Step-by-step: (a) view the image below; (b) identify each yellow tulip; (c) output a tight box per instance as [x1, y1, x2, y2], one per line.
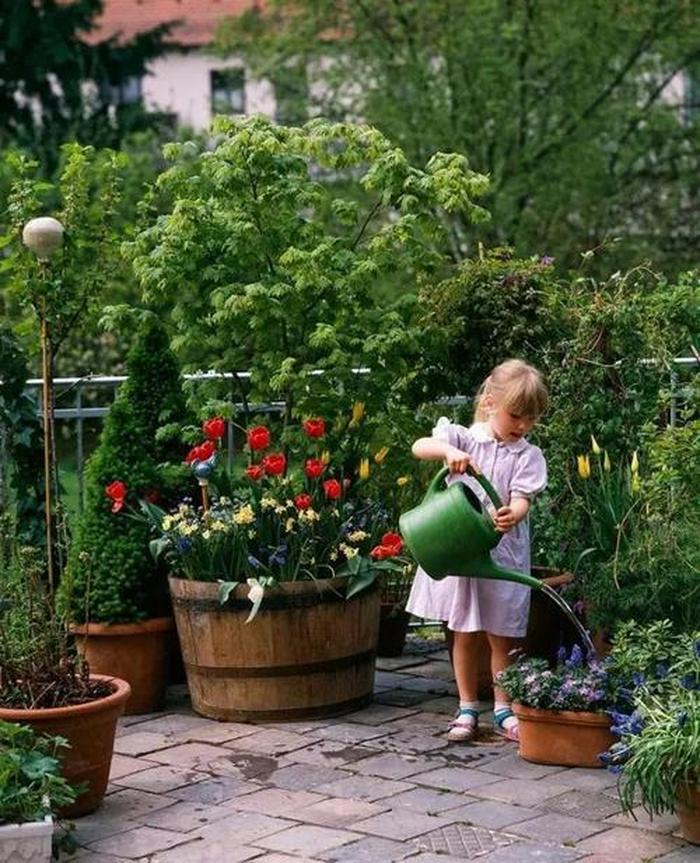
[577, 454, 591, 479]
[358, 458, 370, 480]
[321, 450, 331, 464]
[603, 451, 611, 472]
[591, 434, 601, 455]
[397, 476, 409, 486]
[349, 401, 365, 427]
[631, 450, 639, 475]
[374, 446, 389, 464]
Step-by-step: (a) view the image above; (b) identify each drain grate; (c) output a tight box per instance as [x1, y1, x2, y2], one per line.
[414, 823, 518, 858]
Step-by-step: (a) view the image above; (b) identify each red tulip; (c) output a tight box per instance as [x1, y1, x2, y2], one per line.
[203, 417, 225, 440]
[381, 532, 403, 554]
[185, 440, 217, 464]
[145, 488, 160, 504]
[323, 478, 342, 500]
[105, 480, 127, 513]
[246, 464, 264, 481]
[303, 417, 326, 439]
[247, 426, 271, 451]
[294, 493, 313, 510]
[262, 452, 286, 476]
[304, 458, 325, 479]
[370, 544, 392, 560]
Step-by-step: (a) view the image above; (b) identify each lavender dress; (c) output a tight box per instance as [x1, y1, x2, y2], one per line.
[405, 419, 547, 637]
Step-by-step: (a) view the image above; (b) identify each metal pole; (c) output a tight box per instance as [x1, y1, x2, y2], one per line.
[76, 383, 84, 512]
[40, 296, 55, 593]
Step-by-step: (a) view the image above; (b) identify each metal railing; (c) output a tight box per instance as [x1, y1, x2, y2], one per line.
[14, 356, 699, 511]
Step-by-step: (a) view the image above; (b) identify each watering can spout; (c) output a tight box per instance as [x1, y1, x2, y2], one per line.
[399, 467, 543, 590]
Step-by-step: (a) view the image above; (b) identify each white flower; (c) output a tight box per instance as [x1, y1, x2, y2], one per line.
[162, 515, 174, 531]
[347, 530, 368, 543]
[261, 496, 277, 510]
[340, 543, 359, 559]
[234, 505, 255, 525]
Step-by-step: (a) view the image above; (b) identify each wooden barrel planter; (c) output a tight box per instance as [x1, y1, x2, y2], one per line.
[169, 576, 380, 722]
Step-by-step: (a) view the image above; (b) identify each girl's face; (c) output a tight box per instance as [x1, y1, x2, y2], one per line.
[485, 397, 537, 442]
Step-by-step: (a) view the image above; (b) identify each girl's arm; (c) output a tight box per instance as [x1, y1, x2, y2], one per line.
[494, 497, 530, 533]
[412, 437, 479, 474]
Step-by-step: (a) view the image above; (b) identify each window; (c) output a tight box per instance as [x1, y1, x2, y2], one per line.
[101, 76, 142, 106]
[211, 69, 245, 115]
[273, 61, 308, 126]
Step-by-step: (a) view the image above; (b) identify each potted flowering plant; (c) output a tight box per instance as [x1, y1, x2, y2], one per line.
[145, 417, 407, 721]
[601, 623, 700, 844]
[496, 645, 621, 767]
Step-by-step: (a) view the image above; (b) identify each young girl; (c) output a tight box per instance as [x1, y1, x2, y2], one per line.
[406, 359, 548, 743]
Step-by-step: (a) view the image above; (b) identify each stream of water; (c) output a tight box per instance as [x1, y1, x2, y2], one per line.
[539, 583, 596, 656]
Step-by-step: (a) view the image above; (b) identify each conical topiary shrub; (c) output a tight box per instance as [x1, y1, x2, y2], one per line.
[63, 319, 191, 624]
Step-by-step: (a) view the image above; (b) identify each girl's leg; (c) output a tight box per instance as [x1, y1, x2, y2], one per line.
[486, 632, 521, 740]
[447, 630, 482, 742]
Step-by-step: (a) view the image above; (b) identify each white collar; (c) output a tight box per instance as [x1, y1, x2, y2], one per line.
[470, 422, 528, 453]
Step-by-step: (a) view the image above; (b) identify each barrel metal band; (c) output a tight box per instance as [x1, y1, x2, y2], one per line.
[184, 648, 376, 678]
[172, 580, 378, 613]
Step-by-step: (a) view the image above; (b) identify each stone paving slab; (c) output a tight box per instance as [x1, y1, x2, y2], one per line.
[66, 643, 696, 862]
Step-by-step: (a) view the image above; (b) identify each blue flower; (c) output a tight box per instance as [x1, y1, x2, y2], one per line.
[629, 711, 645, 735]
[177, 538, 191, 552]
[632, 672, 645, 687]
[247, 555, 262, 569]
[681, 674, 700, 691]
[694, 640, 700, 660]
[677, 711, 689, 728]
[565, 644, 584, 668]
[556, 645, 567, 663]
[655, 663, 669, 679]
[269, 544, 288, 567]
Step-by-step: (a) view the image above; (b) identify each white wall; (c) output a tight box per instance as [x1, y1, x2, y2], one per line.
[143, 50, 276, 130]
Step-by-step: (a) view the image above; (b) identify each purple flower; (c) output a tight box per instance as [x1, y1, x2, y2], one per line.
[539, 255, 555, 266]
[681, 674, 700, 691]
[556, 645, 567, 663]
[565, 644, 584, 668]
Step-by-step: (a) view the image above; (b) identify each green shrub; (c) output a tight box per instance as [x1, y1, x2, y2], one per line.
[63, 319, 191, 623]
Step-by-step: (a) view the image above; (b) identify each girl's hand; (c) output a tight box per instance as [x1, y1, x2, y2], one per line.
[445, 446, 479, 475]
[494, 505, 516, 533]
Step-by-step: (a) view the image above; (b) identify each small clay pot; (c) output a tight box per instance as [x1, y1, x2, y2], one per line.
[677, 782, 700, 845]
[514, 702, 614, 768]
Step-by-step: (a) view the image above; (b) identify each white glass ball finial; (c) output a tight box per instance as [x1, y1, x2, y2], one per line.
[22, 217, 64, 261]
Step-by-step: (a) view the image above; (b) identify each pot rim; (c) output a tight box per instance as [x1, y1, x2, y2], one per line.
[513, 702, 612, 726]
[70, 617, 174, 637]
[0, 674, 131, 721]
[169, 574, 352, 597]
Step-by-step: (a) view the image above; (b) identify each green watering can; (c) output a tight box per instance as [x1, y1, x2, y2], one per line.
[399, 467, 542, 590]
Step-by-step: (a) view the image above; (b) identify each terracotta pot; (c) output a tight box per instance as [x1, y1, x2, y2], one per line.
[677, 782, 700, 844]
[71, 617, 173, 714]
[514, 703, 614, 768]
[0, 674, 130, 817]
[377, 606, 410, 657]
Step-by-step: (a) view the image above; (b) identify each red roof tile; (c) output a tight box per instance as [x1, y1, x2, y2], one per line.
[82, 0, 261, 47]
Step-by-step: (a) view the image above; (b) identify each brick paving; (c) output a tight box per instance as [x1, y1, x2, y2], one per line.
[65, 641, 695, 862]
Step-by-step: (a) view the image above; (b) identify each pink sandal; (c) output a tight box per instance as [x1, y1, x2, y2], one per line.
[493, 707, 519, 742]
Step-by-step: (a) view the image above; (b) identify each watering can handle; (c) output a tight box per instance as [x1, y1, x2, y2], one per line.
[425, 467, 504, 512]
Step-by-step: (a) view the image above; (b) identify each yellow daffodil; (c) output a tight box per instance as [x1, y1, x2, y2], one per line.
[577, 454, 591, 479]
[340, 543, 359, 559]
[631, 450, 639, 475]
[397, 476, 409, 486]
[631, 474, 641, 494]
[349, 401, 365, 427]
[374, 446, 389, 464]
[358, 458, 370, 480]
[591, 434, 601, 455]
[348, 529, 369, 542]
[233, 504, 255, 525]
[603, 451, 611, 472]
[162, 515, 174, 531]
[285, 517, 296, 533]
[321, 450, 331, 464]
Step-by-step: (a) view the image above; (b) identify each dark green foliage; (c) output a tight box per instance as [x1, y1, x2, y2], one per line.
[0, 0, 172, 170]
[0, 721, 79, 826]
[64, 319, 191, 623]
[0, 326, 43, 545]
[418, 248, 561, 400]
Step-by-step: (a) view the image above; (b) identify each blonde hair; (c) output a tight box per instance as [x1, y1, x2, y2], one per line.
[474, 359, 549, 422]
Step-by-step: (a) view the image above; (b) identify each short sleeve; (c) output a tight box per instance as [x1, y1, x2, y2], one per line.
[510, 445, 547, 500]
[432, 417, 472, 452]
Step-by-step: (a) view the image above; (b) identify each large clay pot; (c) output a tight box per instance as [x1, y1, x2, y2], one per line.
[0, 675, 130, 817]
[170, 576, 380, 722]
[514, 702, 614, 768]
[71, 617, 173, 714]
[677, 782, 700, 844]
